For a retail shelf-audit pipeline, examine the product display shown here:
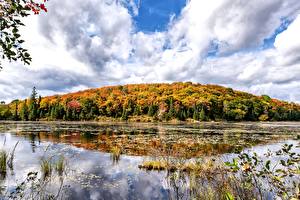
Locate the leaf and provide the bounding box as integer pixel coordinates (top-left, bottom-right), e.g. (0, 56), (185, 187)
(225, 192), (235, 200)
(265, 160), (271, 170)
(280, 160), (286, 166)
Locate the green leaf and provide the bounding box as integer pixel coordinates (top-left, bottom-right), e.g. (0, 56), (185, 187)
(225, 192), (235, 200)
(265, 160), (271, 170)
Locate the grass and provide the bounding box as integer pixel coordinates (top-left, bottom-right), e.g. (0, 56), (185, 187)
(40, 158), (52, 178)
(0, 150), (7, 174)
(138, 158), (217, 172)
(138, 158), (260, 199)
(138, 160), (168, 170)
(7, 141), (19, 170)
(55, 156), (65, 176)
(138, 144), (300, 200)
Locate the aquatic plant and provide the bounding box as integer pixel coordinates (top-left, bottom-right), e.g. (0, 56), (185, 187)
(40, 158), (52, 178)
(0, 150), (7, 174)
(8, 170), (70, 200)
(139, 144), (300, 200)
(55, 156), (65, 176)
(139, 158), (218, 172)
(7, 141), (19, 170)
(225, 143), (300, 199)
(138, 160), (168, 171)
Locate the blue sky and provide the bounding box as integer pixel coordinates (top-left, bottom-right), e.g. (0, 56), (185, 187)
(0, 0), (300, 103)
(129, 0), (186, 32)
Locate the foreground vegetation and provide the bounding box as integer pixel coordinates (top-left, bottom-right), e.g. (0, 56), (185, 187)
(0, 142), (68, 199)
(139, 143), (300, 200)
(0, 82), (300, 122)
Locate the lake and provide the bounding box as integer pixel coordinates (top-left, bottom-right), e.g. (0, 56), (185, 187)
(0, 121), (299, 199)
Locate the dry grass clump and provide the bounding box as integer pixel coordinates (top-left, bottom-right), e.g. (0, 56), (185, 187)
(138, 158), (220, 173)
(138, 160), (168, 170)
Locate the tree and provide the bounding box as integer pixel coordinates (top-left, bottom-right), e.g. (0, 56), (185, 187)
(20, 99), (29, 120)
(168, 98), (176, 119)
(11, 99), (19, 120)
(28, 86), (38, 120)
(199, 108), (206, 121)
(121, 107), (128, 120)
(147, 104), (157, 117)
(0, 0), (48, 68)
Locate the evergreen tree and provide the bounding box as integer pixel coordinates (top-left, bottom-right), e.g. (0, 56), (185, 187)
(37, 95), (42, 118)
(193, 105), (199, 120)
(20, 100), (29, 121)
(199, 108), (206, 121)
(148, 105), (157, 117)
(28, 87), (38, 121)
(133, 105), (142, 115)
(168, 99), (176, 119)
(121, 107), (128, 120)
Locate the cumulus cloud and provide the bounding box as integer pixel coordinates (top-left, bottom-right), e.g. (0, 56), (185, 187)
(0, 0), (300, 103)
(38, 0), (133, 71)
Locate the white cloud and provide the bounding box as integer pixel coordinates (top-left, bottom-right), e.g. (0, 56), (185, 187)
(1, 0), (300, 103)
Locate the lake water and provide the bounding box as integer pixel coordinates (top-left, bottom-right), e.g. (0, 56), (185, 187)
(0, 121), (299, 199)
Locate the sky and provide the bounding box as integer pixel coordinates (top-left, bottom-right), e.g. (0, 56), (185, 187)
(0, 0), (300, 103)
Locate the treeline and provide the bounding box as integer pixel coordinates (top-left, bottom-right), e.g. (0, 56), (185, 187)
(1, 83), (300, 121)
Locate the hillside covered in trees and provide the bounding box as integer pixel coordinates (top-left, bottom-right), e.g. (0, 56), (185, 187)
(1, 82), (300, 122)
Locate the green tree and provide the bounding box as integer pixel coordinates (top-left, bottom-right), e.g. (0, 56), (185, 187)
(121, 106), (128, 120)
(11, 99), (19, 120)
(20, 100), (28, 120)
(168, 98), (176, 119)
(193, 108), (199, 121)
(28, 86), (38, 120)
(147, 104), (157, 117)
(199, 108), (206, 121)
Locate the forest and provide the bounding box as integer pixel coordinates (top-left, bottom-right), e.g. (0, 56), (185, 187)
(0, 82), (300, 122)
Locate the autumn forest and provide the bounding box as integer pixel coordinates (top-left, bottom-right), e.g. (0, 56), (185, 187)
(1, 82), (300, 122)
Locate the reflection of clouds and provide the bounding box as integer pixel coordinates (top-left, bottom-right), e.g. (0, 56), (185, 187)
(0, 132), (170, 199)
(1, 122), (299, 199)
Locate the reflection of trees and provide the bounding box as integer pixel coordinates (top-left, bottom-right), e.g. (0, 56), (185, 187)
(27, 133), (37, 153)
(14, 129), (288, 159)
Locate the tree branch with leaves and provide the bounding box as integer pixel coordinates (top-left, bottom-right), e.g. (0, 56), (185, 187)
(0, 0), (48, 69)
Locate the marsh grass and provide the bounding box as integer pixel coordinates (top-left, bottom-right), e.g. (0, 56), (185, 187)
(138, 158), (216, 172)
(139, 144), (300, 200)
(138, 160), (168, 170)
(55, 156), (65, 176)
(0, 150), (7, 174)
(40, 158), (52, 179)
(7, 141), (19, 170)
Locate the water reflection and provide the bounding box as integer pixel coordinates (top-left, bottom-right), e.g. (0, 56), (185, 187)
(2, 122), (298, 159)
(0, 121), (298, 199)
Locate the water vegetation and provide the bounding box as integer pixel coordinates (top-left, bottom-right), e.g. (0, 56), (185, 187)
(55, 156), (66, 176)
(139, 143), (300, 200)
(40, 158), (52, 179)
(0, 150), (7, 174)
(1, 82), (300, 122)
(8, 160), (69, 199)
